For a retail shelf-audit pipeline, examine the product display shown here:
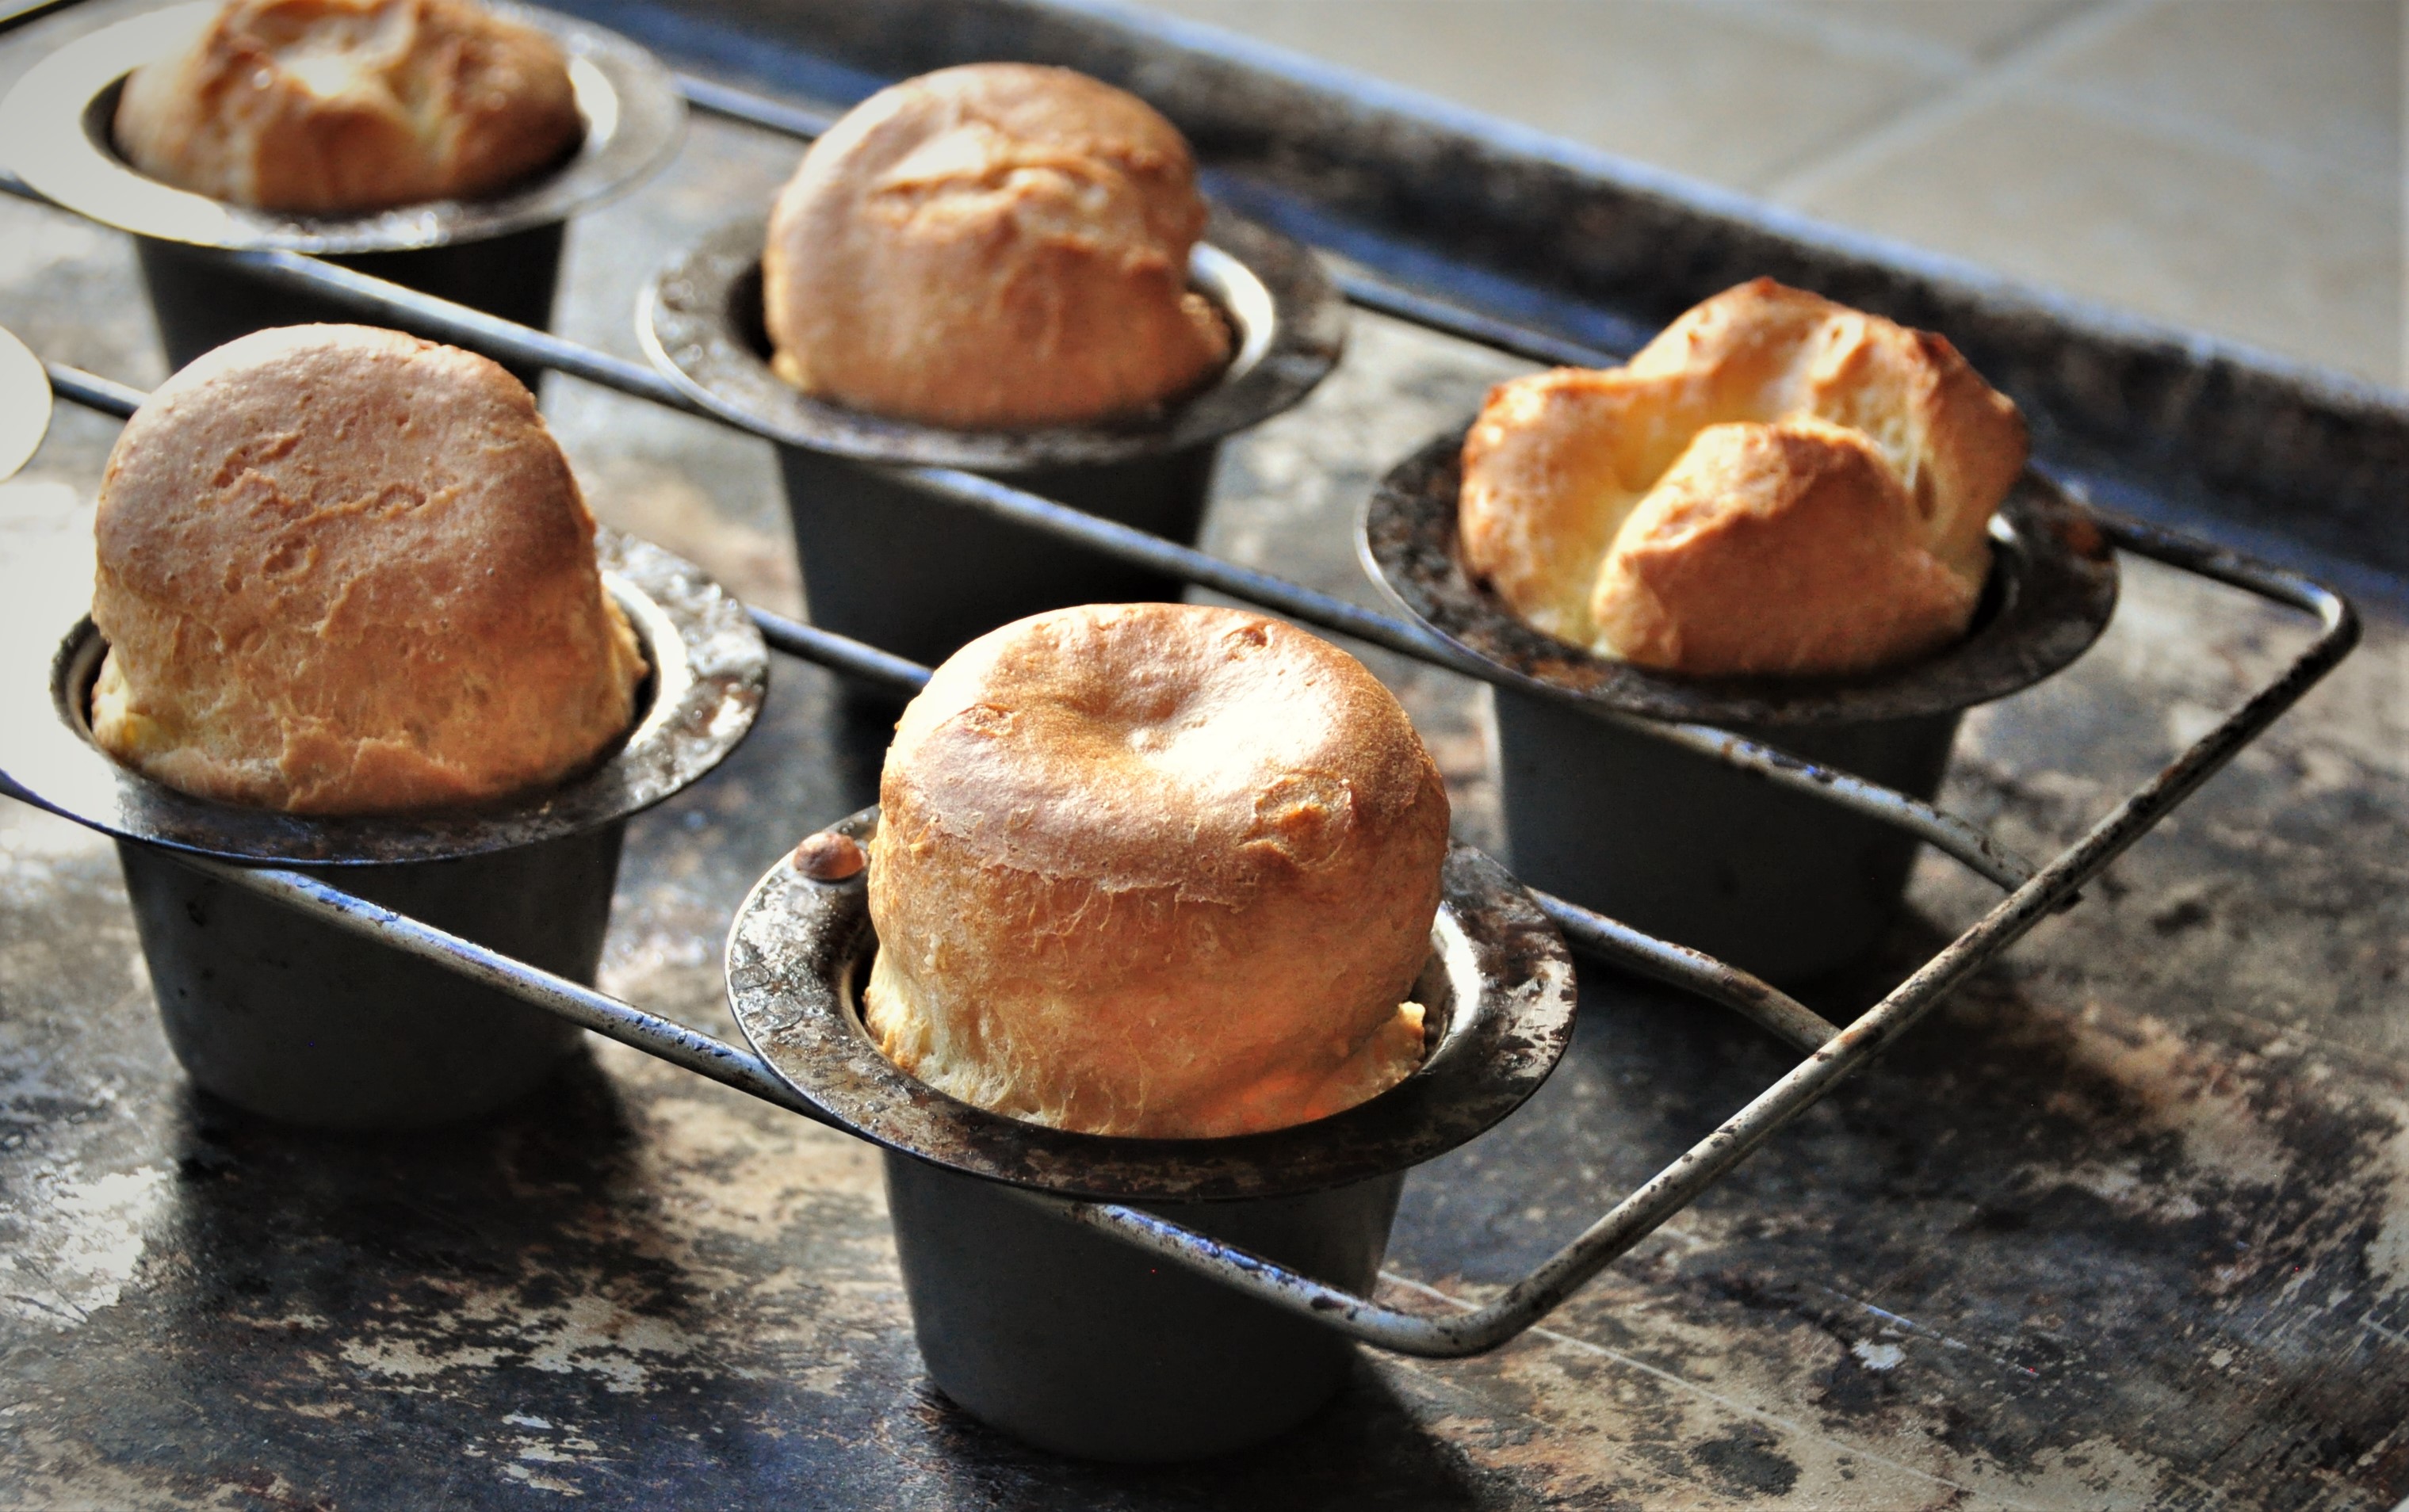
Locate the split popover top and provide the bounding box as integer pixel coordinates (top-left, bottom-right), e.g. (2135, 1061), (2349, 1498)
(1459, 279), (2029, 678)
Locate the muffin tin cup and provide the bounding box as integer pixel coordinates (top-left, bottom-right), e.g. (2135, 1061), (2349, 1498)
(1490, 693), (1964, 981)
(643, 213), (1347, 682)
(770, 442), (1219, 685)
(1361, 427), (2121, 984)
(130, 224), (568, 391)
(885, 1153), (1404, 1462)
(0, 532), (766, 1129)
(725, 808), (1577, 1461)
(114, 824), (617, 1128)
(0, 1), (685, 389)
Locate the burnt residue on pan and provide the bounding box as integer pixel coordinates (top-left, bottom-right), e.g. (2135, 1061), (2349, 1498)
(1399, 959), (2409, 1505)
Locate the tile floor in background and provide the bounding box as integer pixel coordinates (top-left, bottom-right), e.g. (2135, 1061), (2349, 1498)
(1118, 0), (2407, 390)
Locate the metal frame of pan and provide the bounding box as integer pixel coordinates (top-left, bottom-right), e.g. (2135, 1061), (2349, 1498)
(0, 142), (2360, 1361)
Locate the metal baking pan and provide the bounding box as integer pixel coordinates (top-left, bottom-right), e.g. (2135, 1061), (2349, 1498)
(0, 0), (2401, 1502)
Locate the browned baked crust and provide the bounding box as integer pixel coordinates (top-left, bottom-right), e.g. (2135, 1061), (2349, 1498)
(863, 603), (1450, 1138)
(1592, 420), (1983, 675)
(113, 0), (583, 215)
(1459, 278), (2027, 677)
(90, 324), (645, 814)
(762, 63), (1232, 429)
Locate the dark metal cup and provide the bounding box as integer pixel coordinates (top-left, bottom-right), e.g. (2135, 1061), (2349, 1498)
(1, 533), (765, 1128)
(725, 809), (1577, 1461)
(885, 1155), (1405, 1462)
(114, 827), (617, 1128)
(1487, 693), (1963, 980)
(1361, 428), (2121, 982)
(0, 2), (684, 388)
(128, 225), (570, 390)
(643, 214), (1347, 677)
(767, 440), (1219, 677)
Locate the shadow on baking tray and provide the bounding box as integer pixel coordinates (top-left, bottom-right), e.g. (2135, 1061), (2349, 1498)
(110, 1069), (1501, 1505)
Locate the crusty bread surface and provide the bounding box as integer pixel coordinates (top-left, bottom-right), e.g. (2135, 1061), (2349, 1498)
(90, 324), (645, 815)
(1459, 278), (2026, 677)
(114, 0), (583, 215)
(763, 62), (1232, 429)
(863, 603), (1451, 1139)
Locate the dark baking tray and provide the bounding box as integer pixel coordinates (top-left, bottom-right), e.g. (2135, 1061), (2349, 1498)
(2, 0), (2403, 1506)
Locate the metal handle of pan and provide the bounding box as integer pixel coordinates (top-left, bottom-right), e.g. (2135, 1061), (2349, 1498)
(169, 856), (837, 1123)
(127, 762), (1855, 1361)
(29, 359), (1880, 1337)
(998, 536), (2360, 1357)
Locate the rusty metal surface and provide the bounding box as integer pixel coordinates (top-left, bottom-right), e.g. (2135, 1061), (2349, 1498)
(0, 2), (684, 254)
(644, 210), (1348, 472)
(0, 529), (768, 866)
(2, 7), (2407, 1508)
(1363, 426), (2123, 728)
(725, 809), (1577, 1204)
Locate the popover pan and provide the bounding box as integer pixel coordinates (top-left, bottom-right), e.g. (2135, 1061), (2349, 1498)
(725, 807), (1578, 1461)
(642, 211), (1346, 685)
(0, 532), (764, 1128)
(1360, 427), (2119, 982)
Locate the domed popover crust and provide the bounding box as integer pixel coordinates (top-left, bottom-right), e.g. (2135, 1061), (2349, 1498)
(762, 63), (1233, 429)
(90, 325), (645, 814)
(1459, 278), (2027, 677)
(113, 0), (583, 215)
(864, 603), (1451, 1139)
